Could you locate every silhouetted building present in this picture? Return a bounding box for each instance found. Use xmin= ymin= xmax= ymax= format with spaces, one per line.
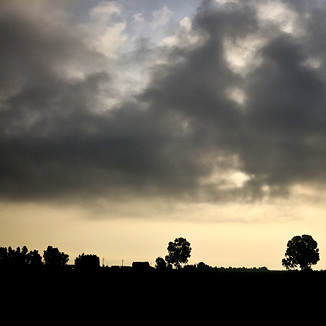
xmin=132 ymin=262 xmax=151 ymax=270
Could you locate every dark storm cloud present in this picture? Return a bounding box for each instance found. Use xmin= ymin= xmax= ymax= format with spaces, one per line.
xmin=243 ymin=35 xmax=326 ymax=186
xmin=2 ymin=0 xmax=326 ymax=203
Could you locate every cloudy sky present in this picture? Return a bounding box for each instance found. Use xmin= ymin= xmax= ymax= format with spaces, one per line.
xmin=2 ymin=0 xmax=326 ymax=269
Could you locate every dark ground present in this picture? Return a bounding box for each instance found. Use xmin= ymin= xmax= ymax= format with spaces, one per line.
xmin=3 ymin=269 xmax=324 ymax=322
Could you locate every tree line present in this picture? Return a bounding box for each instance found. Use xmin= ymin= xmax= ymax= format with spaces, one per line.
xmin=0 ymin=245 xmax=99 ymax=271
xmin=0 ymin=234 xmax=321 ymax=272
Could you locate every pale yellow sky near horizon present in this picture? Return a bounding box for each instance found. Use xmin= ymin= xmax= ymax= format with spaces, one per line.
xmin=1 ymin=196 xmax=325 ymax=270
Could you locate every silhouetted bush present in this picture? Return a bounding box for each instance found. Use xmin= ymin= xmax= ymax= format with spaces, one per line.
xmin=75 ymin=253 xmax=100 ymax=271
xmin=155 ymin=257 xmax=168 ymax=270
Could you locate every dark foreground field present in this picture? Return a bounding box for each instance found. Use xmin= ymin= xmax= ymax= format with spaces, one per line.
xmin=4 ymin=268 xmax=326 ymax=295
xmin=3 ymin=269 xmax=325 ymax=322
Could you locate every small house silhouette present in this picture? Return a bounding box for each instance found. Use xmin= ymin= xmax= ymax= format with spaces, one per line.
xmin=132 ymin=262 xmax=151 ymax=270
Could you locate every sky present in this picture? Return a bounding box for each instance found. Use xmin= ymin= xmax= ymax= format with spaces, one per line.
xmin=2 ymin=0 xmax=326 ymax=269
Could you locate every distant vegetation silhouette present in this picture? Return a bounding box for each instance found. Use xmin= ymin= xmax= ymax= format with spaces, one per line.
xmin=0 ymin=245 xmax=69 ymax=270
xmin=0 ymin=245 xmax=42 ymax=268
xmin=0 ymin=234 xmax=322 ymax=273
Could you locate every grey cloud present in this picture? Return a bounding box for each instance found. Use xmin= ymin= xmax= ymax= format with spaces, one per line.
xmin=242 ymin=34 xmax=326 ymax=189
xmin=2 ymin=0 xmax=326 ymax=204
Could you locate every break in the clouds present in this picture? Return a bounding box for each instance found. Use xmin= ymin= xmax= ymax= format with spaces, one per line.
xmin=2 ymin=0 xmax=326 ymax=204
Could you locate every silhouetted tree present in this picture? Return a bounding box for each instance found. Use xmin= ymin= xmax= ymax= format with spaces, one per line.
xmin=282 ymin=234 xmax=320 ymax=271
xmin=165 ymin=237 xmax=191 ymax=269
xmin=27 ymin=250 xmax=43 ymax=266
xmin=0 ymin=247 xmax=8 ymax=266
xmin=7 ymin=246 xmax=16 ymax=265
xmin=43 ymin=246 xmax=69 ymax=268
xmin=19 ymin=246 xmax=28 ymax=265
xmin=75 ymin=253 xmax=100 ymax=271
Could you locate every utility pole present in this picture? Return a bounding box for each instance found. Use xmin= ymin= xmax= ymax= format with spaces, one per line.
xmin=122 ymin=259 xmax=124 ymax=267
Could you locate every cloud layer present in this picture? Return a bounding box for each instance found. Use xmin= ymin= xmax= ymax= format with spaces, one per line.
xmin=2 ymin=0 xmax=326 ymax=204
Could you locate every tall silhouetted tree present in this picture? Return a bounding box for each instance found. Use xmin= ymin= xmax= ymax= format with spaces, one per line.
xmin=165 ymin=237 xmax=191 ymax=269
xmin=43 ymin=246 xmax=69 ymax=268
xmin=282 ymin=234 xmax=320 ymax=271
xmin=0 ymin=247 xmax=8 ymax=266
xmin=75 ymin=253 xmax=100 ymax=271
xmin=7 ymin=246 xmax=16 ymax=265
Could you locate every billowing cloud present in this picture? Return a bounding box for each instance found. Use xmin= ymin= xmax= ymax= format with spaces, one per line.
xmin=2 ymin=0 xmax=326 ymax=206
